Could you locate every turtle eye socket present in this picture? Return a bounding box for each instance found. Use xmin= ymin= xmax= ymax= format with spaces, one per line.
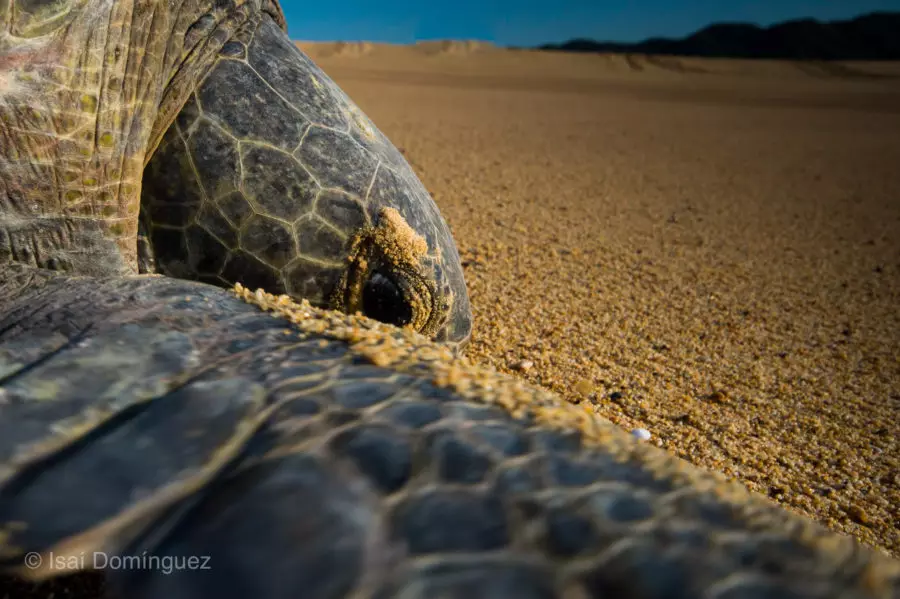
xmin=362 ymin=271 xmax=413 ymax=327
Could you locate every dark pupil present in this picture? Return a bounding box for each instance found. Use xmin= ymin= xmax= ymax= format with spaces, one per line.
xmin=362 ymin=272 xmax=412 ymax=327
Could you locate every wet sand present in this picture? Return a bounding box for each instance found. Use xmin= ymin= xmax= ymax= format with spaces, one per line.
xmin=301 ymin=41 xmax=900 ymax=556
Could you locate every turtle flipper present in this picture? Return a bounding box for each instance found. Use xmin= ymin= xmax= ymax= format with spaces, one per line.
xmin=0 ymin=272 xmax=271 ymax=579
xmin=107 ymin=451 xmax=386 ymax=599
xmin=1 ymin=274 xmax=899 ymax=599
xmin=0 ymin=306 xmax=271 ymax=581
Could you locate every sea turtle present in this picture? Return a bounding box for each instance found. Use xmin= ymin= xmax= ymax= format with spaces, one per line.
xmin=0 ymin=0 xmax=472 ymax=347
xmin=1 ymin=1 xmax=900 ymax=599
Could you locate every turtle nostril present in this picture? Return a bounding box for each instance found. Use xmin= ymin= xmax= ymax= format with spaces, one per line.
xmin=362 ymin=271 xmax=413 ymax=327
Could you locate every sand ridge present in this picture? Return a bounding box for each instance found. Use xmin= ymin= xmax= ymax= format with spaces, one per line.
xmin=297 ymin=44 xmax=900 ymax=557
xmin=298 ymin=40 xmax=900 ymax=79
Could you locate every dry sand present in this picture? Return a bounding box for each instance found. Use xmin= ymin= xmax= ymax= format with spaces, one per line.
xmin=301 ymin=42 xmax=900 ymax=556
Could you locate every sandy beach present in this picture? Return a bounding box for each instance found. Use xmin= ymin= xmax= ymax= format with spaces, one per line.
xmin=299 ymin=41 xmax=900 ymax=556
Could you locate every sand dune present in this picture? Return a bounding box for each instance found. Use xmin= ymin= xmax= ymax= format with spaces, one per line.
xmin=296 ymin=42 xmax=900 ymax=557
xmin=297 ymin=39 xmax=498 ymax=60
xmin=296 ymin=40 xmax=374 ymax=58
xmin=412 ymin=39 xmax=497 ymax=56
xmin=297 ymin=41 xmax=900 ymax=79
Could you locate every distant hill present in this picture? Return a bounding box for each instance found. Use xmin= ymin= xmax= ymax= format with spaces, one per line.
xmin=537 ymin=11 xmax=900 ymax=60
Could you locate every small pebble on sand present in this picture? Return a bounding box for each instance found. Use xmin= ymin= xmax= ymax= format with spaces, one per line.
xmin=574 ymin=379 xmax=593 ymax=396
xmin=632 ymin=428 xmax=652 ymax=441
xmin=709 ymin=390 xmax=728 ymax=404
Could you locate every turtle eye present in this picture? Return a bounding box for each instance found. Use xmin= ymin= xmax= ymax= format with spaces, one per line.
xmin=362 ymin=271 xmax=412 ymax=327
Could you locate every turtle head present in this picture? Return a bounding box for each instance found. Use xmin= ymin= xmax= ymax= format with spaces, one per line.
xmin=0 ymin=0 xmax=471 ymax=347
xmin=139 ymin=7 xmax=472 ymax=347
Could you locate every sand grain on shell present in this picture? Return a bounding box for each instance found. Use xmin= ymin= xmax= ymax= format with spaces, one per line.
xmin=306 ymin=45 xmax=900 ymax=557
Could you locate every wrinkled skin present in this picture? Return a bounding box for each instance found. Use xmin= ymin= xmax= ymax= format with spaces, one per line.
xmin=0 ymin=0 xmax=471 ymax=345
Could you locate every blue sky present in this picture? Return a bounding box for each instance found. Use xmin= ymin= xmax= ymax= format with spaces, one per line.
xmin=283 ymin=0 xmax=900 ymax=46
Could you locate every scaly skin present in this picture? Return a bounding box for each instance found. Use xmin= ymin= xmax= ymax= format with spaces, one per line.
xmin=139 ymin=17 xmax=469 ymax=341
xmin=0 ymin=0 xmax=472 ymax=344
xmin=0 ymin=272 xmax=898 ymax=599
